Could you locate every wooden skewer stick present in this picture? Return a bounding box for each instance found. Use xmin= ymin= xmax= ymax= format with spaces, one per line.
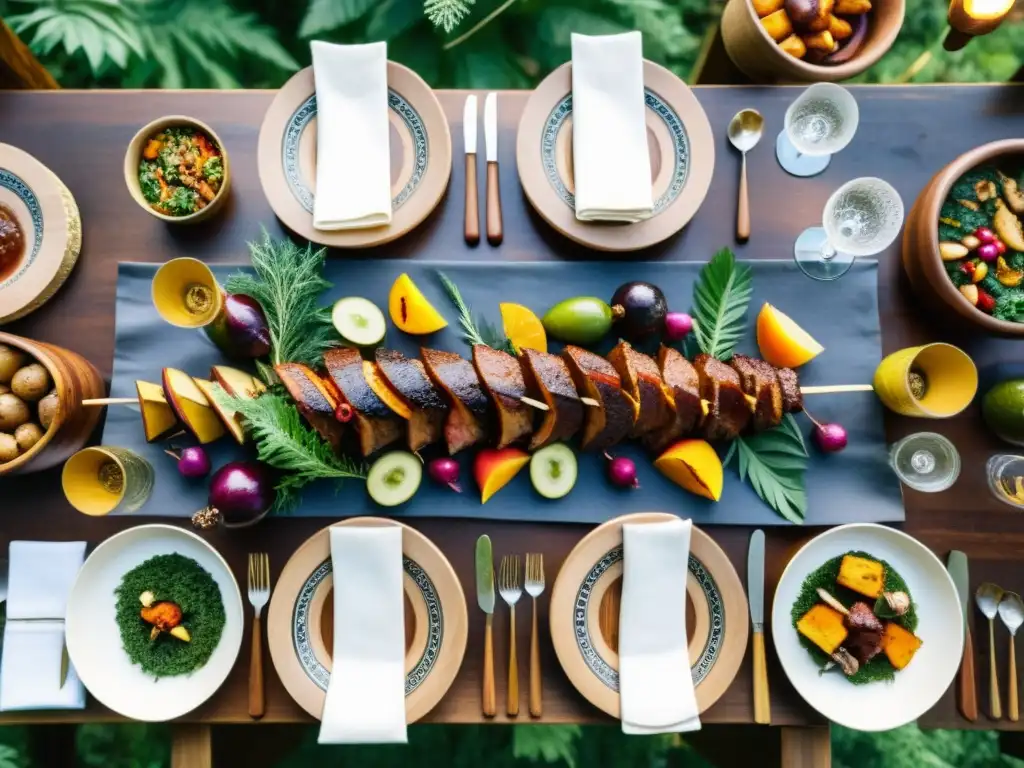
xmin=520 ymin=396 xmax=549 ymax=412
xmin=580 ymin=397 xmax=600 ymax=407
xmin=800 ymin=384 xmax=875 ymax=395
xmin=81 ymin=398 xmax=138 ymax=407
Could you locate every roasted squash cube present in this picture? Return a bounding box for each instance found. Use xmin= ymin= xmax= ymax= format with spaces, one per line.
xmin=837 ymin=555 xmax=885 ymax=598
xmin=797 ymin=604 xmax=849 ymax=655
xmin=880 ymin=622 xmax=922 ymax=670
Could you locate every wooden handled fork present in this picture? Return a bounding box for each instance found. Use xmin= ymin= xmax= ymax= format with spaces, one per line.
xmin=247 ymin=552 xmax=270 ymax=719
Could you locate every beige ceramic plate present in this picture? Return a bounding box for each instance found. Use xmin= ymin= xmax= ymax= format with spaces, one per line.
xmin=516 ymin=61 xmax=714 ymax=252
xmin=550 ymin=513 xmax=747 ymax=718
xmin=267 ymin=518 xmax=468 ymax=722
xmin=258 ymin=64 xmax=452 ymax=249
xmin=0 ymin=144 xmax=82 ymax=324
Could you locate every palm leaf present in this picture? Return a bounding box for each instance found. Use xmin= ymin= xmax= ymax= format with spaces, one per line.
xmin=724 ymin=414 xmax=808 ymax=524
xmin=691 ymin=247 xmax=752 ymax=361
xmin=299 ymin=0 xmax=378 ymax=37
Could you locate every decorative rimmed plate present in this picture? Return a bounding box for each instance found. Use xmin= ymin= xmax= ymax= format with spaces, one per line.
xmin=772 ymin=523 xmax=963 ymax=732
xmin=267 ymin=518 xmax=468 ymax=722
xmin=65 ymin=524 xmax=244 ymax=722
xmin=258 ymin=64 xmax=452 ymax=249
xmin=0 ymin=143 xmax=82 ymax=324
xmin=549 ymin=513 xmax=747 ymax=718
xmin=516 ymin=61 xmax=714 ymax=252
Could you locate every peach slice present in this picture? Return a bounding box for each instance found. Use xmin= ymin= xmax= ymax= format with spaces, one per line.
xmin=654 ymin=439 xmax=723 ymax=501
xmin=389 ymin=273 xmax=448 ymax=335
xmin=756 ymin=302 xmax=824 ymax=369
xmin=162 ymin=368 xmax=226 ymax=445
xmin=194 ymin=378 xmax=245 ymax=444
xmin=211 ymin=365 xmax=266 ymax=399
xmin=136 ymin=380 xmax=178 ymax=442
xmin=474 ymin=447 xmax=530 ymax=504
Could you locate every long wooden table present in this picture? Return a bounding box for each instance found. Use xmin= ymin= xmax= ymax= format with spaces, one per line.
xmin=1 ymin=85 xmax=1023 ymax=761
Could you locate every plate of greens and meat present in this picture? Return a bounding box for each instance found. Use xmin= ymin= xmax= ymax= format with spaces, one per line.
xmin=772 ymin=523 xmax=962 ymax=731
xmin=65 ymin=524 xmax=243 ymax=721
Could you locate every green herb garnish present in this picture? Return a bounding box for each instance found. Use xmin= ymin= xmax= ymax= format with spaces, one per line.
xmin=203 ymin=156 xmax=223 ymax=183
xmin=138 ymin=161 xmax=161 ymax=203
xmin=723 ymin=414 xmax=808 ymax=524
xmin=114 ymin=554 xmax=225 ymax=679
xmin=437 ymin=270 xmax=514 ymax=353
xmin=791 ymin=551 xmax=917 ymax=685
xmin=164 ymin=186 xmax=196 ymax=216
xmin=691 ymin=247 xmax=752 ymax=361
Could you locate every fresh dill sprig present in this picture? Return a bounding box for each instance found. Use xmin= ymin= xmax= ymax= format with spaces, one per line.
xmin=437 ymin=270 xmax=514 ymax=353
xmin=225 ymin=231 xmax=337 ymax=370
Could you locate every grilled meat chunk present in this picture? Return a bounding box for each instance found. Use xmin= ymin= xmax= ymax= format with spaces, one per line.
xmin=845 ymin=602 xmax=885 ymax=665
xmin=646 ymin=346 xmax=704 ymax=452
xmin=562 ymin=345 xmax=634 ymax=451
xmin=324 ymin=348 xmax=403 ymax=457
xmin=472 ymin=344 xmax=533 ymax=448
xmin=777 ymin=366 xmax=803 ymax=413
xmin=693 ymin=353 xmax=751 ymax=441
xmin=607 ymin=341 xmax=674 ymax=438
xmin=519 ymin=348 xmax=583 ymax=450
xmin=275 ymin=363 xmax=345 ymax=452
xmin=731 ymin=354 xmax=783 ymax=432
xmin=422 ymin=348 xmax=492 ymax=454
xmin=375 ymin=349 xmax=448 ymax=452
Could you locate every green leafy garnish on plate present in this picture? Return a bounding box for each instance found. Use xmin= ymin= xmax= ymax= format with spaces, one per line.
xmin=724 ymin=414 xmax=809 ymax=525
xmin=437 ymin=270 xmax=514 ymax=353
xmin=692 ymin=247 xmax=753 ymax=361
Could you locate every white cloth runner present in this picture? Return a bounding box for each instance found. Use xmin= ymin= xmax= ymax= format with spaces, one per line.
xmin=318 ymin=525 xmax=407 ymax=744
xmin=311 ymin=40 xmax=392 ymax=231
xmin=570 ymin=32 xmax=653 ymax=223
xmin=619 ymin=519 xmax=700 ymax=734
xmin=0 ymin=541 xmax=87 ymax=711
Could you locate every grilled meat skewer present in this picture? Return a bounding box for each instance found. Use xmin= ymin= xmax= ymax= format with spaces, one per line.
xmin=519 ymin=348 xmax=584 ymax=450
xmin=607 ymin=341 xmax=674 ymax=439
xmin=324 ymin=348 xmax=403 ymax=457
xmin=375 ymin=349 xmax=448 ymax=452
xmin=472 ymin=344 xmax=533 ymax=448
xmin=422 ymin=348 xmax=492 ymax=454
xmin=275 ymin=363 xmax=346 ymax=452
xmin=562 ymin=345 xmax=635 ymax=451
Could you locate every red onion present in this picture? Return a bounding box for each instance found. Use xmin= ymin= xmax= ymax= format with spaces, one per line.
xmin=192 ymin=461 xmax=275 ymax=529
xmin=975 ymin=227 xmax=997 ymax=244
xmin=167 ymin=446 xmax=211 ymax=479
xmin=664 ymin=312 xmax=694 ymax=342
xmin=222 ymin=294 xmax=271 ymax=358
xmin=428 ymin=457 xmax=462 ymax=492
xmin=978 ymin=243 xmax=1000 ymax=262
xmin=813 ymin=423 xmax=848 ymax=453
xmin=604 ymin=452 xmax=639 ymax=489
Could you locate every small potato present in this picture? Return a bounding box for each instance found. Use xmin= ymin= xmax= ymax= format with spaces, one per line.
xmin=37 ymin=389 xmax=59 ymax=430
xmin=834 ymin=0 xmax=870 ymax=13
xmin=752 ymin=0 xmax=785 ymax=17
xmin=827 ymin=14 xmax=854 ymax=39
xmin=0 ymin=433 xmax=18 ymax=462
xmin=0 ymin=384 xmax=8 ymax=395
xmin=803 ymin=29 xmax=837 ymax=51
xmin=761 ymin=9 xmax=794 ymax=41
xmin=11 ymin=363 xmax=50 ymax=402
xmin=0 ymin=393 xmax=30 ymax=431
xmin=0 ymin=345 xmax=26 ymax=385
xmin=780 ymin=34 xmax=808 ymax=58
xmin=14 ymin=422 xmax=43 ymax=452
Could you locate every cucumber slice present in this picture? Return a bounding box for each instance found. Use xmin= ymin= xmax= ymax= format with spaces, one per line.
xmin=367 ymin=450 xmax=423 ymax=507
xmin=332 ymin=297 xmax=386 ymax=347
xmin=529 ymin=443 xmax=578 ymax=500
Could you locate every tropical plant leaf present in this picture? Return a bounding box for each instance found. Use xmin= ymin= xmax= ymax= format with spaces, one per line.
xmin=512 ymin=724 xmax=582 ymax=768
xmin=299 ymin=0 xmax=378 ymax=37
xmin=366 ymin=0 xmax=425 ymax=40
xmin=691 ymin=247 xmax=753 ymax=361
xmin=424 ymin=0 xmax=475 ymax=33
xmin=725 ymin=414 xmax=808 ymax=524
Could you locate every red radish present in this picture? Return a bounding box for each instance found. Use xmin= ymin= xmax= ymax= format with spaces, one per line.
xmin=995 ymin=239 xmax=1007 ymax=255
xmin=664 ymin=312 xmax=694 ymax=342
xmin=604 ymin=452 xmax=639 ymax=489
xmin=975 ymin=227 xmax=997 ymax=244
xmin=978 ymin=243 xmax=1000 ymax=262
xmin=813 ymin=423 xmax=848 ymax=453
xmin=428 ymin=457 xmax=462 ymax=492
xmin=166 ymin=446 xmax=211 ymax=478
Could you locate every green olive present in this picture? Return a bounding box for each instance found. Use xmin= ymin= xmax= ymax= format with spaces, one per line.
xmin=542 ymin=297 xmax=619 ymax=345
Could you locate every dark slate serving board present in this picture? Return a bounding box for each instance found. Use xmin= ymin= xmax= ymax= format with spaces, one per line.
xmin=104 ymin=259 xmax=903 ymax=527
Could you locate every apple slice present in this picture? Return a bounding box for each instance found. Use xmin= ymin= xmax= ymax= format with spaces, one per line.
xmin=135 ymin=380 xmax=178 ymax=442
xmin=162 ymin=368 xmax=226 ymax=445
xmin=194 ymin=378 xmax=245 ymax=445
xmin=211 ymin=366 xmax=266 ymax=400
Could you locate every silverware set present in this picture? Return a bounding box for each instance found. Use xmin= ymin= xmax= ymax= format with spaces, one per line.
xmin=973 ymin=580 xmax=1024 ymax=722
xmin=462 ymin=93 xmax=503 ymax=247
xmin=247 ymin=552 xmax=271 ymax=720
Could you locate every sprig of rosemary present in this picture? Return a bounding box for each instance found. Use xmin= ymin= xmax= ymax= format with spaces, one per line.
xmin=225 ymin=231 xmax=337 ymax=370
xmin=212 ymin=386 xmax=366 ymax=513
xmin=723 ymin=414 xmax=808 ymax=524
xmin=692 ymin=248 xmax=753 ymax=361
xmin=437 ymin=270 xmax=514 ymax=353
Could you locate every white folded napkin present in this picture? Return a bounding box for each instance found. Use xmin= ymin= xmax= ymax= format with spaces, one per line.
xmin=0 ymin=541 xmax=87 ymax=711
xmin=311 ymin=41 xmax=392 ymax=231
xmin=318 ymin=525 xmax=407 ymax=744
xmin=570 ymin=32 xmax=653 ymax=224
xmin=619 ymin=519 xmax=700 ymax=734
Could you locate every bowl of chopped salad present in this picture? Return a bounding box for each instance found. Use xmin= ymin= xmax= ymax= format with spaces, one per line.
xmin=124 ymin=116 xmax=230 ymax=223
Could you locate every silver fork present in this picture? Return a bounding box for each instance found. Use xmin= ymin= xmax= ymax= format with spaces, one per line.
xmin=499 ymin=555 xmax=522 ymax=717
xmin=247 ymin=552 xmax=270 ymax=720
xmin=525 ymin=553 xmax=545 ymax=718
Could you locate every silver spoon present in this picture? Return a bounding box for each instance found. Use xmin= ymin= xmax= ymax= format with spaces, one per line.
xmin=977 ymin=582 xmax=1005 ymax=720
xmin=999 ymin=592 xmax=1024 ymax=722
xmin=727 ymin=109 xmax=764 ymax=243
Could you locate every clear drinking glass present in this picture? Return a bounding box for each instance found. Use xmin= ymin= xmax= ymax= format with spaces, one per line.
xmin=987 ymin=454 xmax=1024 ymax=510
xmin=889 ymin=432 xmax=960 ymax=493
xmin=794 ymin=176 xmax=904 ymax=281
xmin=776 ymin=83 xmax=860 ymax=177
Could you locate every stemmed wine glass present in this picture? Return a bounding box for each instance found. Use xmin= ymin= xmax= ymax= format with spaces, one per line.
xmin=795 ymin=176 xmax=904 ymax=281
xmin=776 ymin=83 xmax=860 ymax=177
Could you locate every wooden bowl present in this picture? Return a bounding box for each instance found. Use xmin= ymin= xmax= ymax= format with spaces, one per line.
xmin=0 ymin=332 xmax=105 ymax=476
xmin=903 ymin=139 xmax=1024 ymax=337
xmin=123 ymin=116 xmax=231 ymax=224
xmin=720 ymin=0 xmax=905 ymax=82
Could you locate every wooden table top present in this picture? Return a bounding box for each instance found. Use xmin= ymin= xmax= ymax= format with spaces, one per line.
xmin=1 ymin=84 xmax=1023 ymax=730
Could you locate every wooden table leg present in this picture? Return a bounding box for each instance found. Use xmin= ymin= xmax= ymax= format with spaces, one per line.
xmin=781 ymin=726 xmax=831 ymax=768
xmin=172 ymin=724 xmax=212 ymax=768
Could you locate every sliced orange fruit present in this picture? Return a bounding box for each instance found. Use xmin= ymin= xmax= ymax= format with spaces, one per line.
xmin=654 ymin=439 xmax=723 ymax=501
xmin=500 ymin=303 xmax=547 ymax=354
xmin=474 ymin=447 xmax=530 ymax=504
xmin=756 ymin=302 xmax=824 ymax=369
xmin=389 ymin=273 xmax=448 ymax=335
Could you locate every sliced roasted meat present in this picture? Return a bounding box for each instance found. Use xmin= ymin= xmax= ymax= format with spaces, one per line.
xmin=731 ymin=354 xmax=783 ymax=432
xmin=519 ymin=348 xmax=583 ymax=450
xmin=422 ymin=347 xmax=492 ymax=454
xmin=845 ymin=602 xmax=885 ymax=665
xmin=275 ymin=363 xmax=345 ymax=452
xmin=645 ymin=346 xmax=704 ymax=452
xmin=324 ymin=348 xmax=403 ymax=457
xmin=607 ymin=341 xmax=674 ymax=438
xmin=472 ymin=344 xmax=533 ymax=448
xmin=562 ymin=345 xmax=634 ymax=451
xmin=375 ymin=349 xmax=448 ymax=452
xmin=777 ymin=366 xmax=803 ymax=413
xmin=693 ymin=353 xmax=750 ymax=441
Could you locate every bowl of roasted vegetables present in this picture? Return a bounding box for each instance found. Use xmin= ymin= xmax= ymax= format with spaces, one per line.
xmin=124 ymin=116 xmax=230 ymax=223
xmin=772 ymin=523 xmax=962 ymax=732
xmin=903 ymin=140 xmax=1024 ymax=337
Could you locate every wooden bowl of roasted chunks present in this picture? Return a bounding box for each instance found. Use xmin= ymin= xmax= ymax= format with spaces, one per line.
xmin=721 ymin=0 xmax=905 ymax=81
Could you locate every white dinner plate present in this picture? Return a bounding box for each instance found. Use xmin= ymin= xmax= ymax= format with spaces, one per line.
xmin=65 ymin=524 xmax=244 ymax=722
xmin=772 ymin=523 xmax=963 ymax=732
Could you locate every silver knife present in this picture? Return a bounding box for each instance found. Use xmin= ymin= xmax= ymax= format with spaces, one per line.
xmin=483 ymin=92 xmax=503 ymax=246
xmin=748 ymin=529 xmax=770 ymax=724
xmin=475 ymin=534 xmax=496 ymax=716
xmin=948 ymin=550 xmax=977 ymax=720
xmin=463 ymin=95 xmax=480 ymax=246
